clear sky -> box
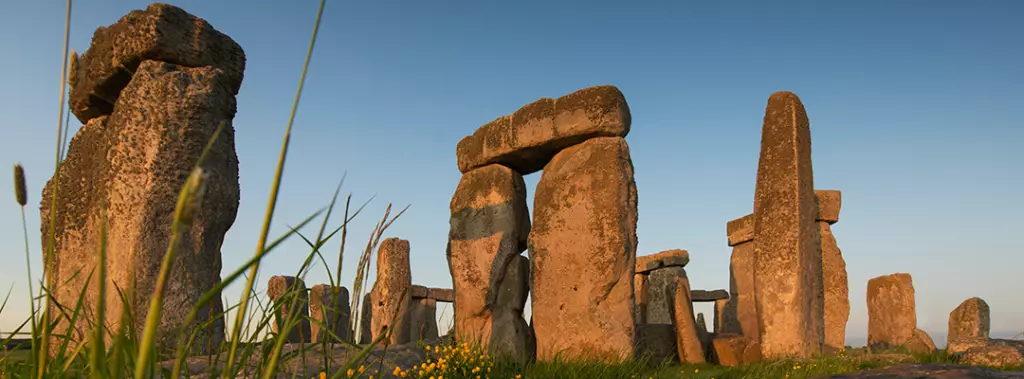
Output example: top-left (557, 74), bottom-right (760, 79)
top-left (1, 0), bottom-right (1021, 347)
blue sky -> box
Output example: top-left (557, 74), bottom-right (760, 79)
top-left (1, 0), bottom-right (1021, 347)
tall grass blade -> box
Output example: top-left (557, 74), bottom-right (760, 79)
top-left (89, 206), bottom-right (109, 379)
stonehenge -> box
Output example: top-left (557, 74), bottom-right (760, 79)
top-left (40, 2), bottom-right (243, 355)
top-left (267, 276), bottom-right (311, 343)
top-left (866, 273), bottom-right (935, 354)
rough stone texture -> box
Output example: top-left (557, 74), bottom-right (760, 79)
top-left (636, 324), bottom-right (677, 364)
top-left (751, 91), bottom-right (824, 359)
top-left (370, 238), bottom-right (412, 345)
top-left (723, 224), bottom-right (758, 340)
top-left (816, 190), bottom-right (841, 224)
top-left (634, 273), bottom-right (649, 325)
top-left (691, 289), bottom-right (730, 302)
top-left (714, 298), bottom-right (728, 332)
top-left (904, 328), bottom-right (937, 354)
top-left (635, 249), bottom-right (689, 274)
top-left (949, 297), bottom-right (991, 343)
top-left (428, 288), bottom-right (455, 303)
top-left (962, 344), bottom-right (1024, 368)
top-left (821, 217), bottom-right (850, 351)
top-left (70, 3), bottom-right (245, 124)
top-left (674, 279), bottom-right (706, 364)
top-left (447, 163), bottom-right (530, 357)
top-left (267, 276), bottom-right (311, 343)
top-left (488, 255), bottom-right (535, 364)
top-left (867, 273), bottom-right (918, 352)
top-left (308, 284), bottom-right (350, 343)
top-left (409, 298), bottom-right (439, 343)
top-left (727, 214), bottom-right (755, 247)
top-left (820, 364), bottom-right (1024, 379)
top-left (456, 85), bottom-right (631, 175)
top-left (41, 60), bottom-right (240, 356)
top-left (359, 294), bottom-right (372, 344)
top-left (711, 333), bottom-right (762, 367)
top-left (529, 136), bottom-right (637, 362)
top-left (410, 285), bottom-right (429, 299)
top-left (647, 267), bottom-right (686, 325)
top-left (949, 337), bottom-right (994, 355)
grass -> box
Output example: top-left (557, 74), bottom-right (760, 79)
top-left (4, 0), bottom-right (1022, 378)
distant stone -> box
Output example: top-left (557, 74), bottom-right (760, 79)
top-left (370, 238), bottom-right (412, 345)
top-left (41, 59), bottom-right (241, 356)
top-left (752, 91), bottom-right (824, 358)
top-left (70, 3), bottom-right (245, 124)
top-left (267, 276), bottom-right (311, 343)
top-left (634, 273), bottom-right (649, 325)
top-left (867, 273), bottom-right (918, 352)
top-left (636, 249), bottom-right (690, 274)
top-left (820, 210), bottom-right (850, 351)
top-left (428, 288), bottom-right (455, 303)
top-left (904, 328), bottom-right (937, 354)
top-left (722, 215), bottom-right (758, 340)
top-left (359, 294), bottom-right (372, 344)
top-left (695, 313), bottom-right (712, 357)
top-left (713, 298), bottom-right (728, 333)
top-left (647, 267), bottom-right (684, 325)
top-left (456, 85), bottom-right (631, 175)
top-left (949, 297), bottom-right (991, 343)
top-left (308, 284), bottom-right (351, 343)
top-left (530, 136), bottom-right (637, 362)
top-left (726, 214), bottom-right (755, 247)
top-left (409, 297), bottom-right (439, 343)
top-left (690, 289), bottom-right (730, 302)
top-left (674, 276), bottom-right (706, 364)
top-left (962, 344), bottom-right (1024, 369)
top-left (815, 190), bottom-right (841, 224)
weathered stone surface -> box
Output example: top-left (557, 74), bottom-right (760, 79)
top-left (949, 337), bottom-right (993, 355)
top-left (815, 190), bottom-right (841, 224)
top-left (529, 136), bottom-right (637, 362)
top-left (428, 288), bottom-right (455, 303)
top-left (447, 163), bottom-right (530, 353)
top-left (821, 364), bottom-right (1024, 379)
top-left (489, 255), bottom-right (534, 364)
top-left (637, 324), bottom-right (677, 364)
top-left (714, 298), bottom-right (728, 332)
top-left (409, 298), bottom-right (439, 343)
top-left (70, 3), bottom-right (245, 124)
top-left (691, 289), bottom-right (730, 302)
top-left (359, 294), bottom-right (372, 344)
top-left (674, 279), bottom-right (706, 364)
top-left (727, 214), bottom-right (755, 247)
top-left (904, 328), bottom-right (937, 354)
top-left (309, 284), bottom-right (350, 343)
top-left (634, 273), bottom-right (649, 325)
top-left (370, 238), bottom-right (412, 344)
top-left (711, 333), bottom-right (762, 367)
top-left (867, 273), bottom-right (918, 352)
top-left (636, 249), bottom-right (690, 274)
top-left (821, 219), bottom-right (850, 351)
top-left (696, 313), bottom-right (712, 356)
top-left (949, 297), bottom-right (991, 343)
top-left (267, 276), bottom-right (311, 343)
top-left (41, 60), bottom-right (240, 355)
top-left (752, 91), bottom-right (824, 359)
top-left (410, 285), bottom-right (429, 299)
top-left (647, 267), bottom-right (685, 325)
top-left (963, 345), bottom-right (1024, 369)
top-left (456, 85), bottom-right (631, 175)
top-left (723, 236), bottom-right (758, 339)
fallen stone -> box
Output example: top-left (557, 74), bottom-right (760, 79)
top-left (674, 277), bottom-right (706, 364)
top-left (70, 3), bottom-right (245, 124)
top-left (949, 297), bottom-right (991, 343)
top-left (456, 85), bottom-right (631, 175)
top-left (529, 136), bottom-right (638, 362)
top-left (308, 284), bottom-right (351, 343)
top-left (752, 91), bottom-right (824, 359)
top-left (635, 249), bottom-right (690, 274)
top-left (821, 212), bottom-right (850, 351)
top-left (815, 190), bottom-right (841, 224)
top-left (867, 273), bottom-right (918, 352)
top-left (949, 337), bottom-right (993, 355)
top-left (711, 333), bottom-right (762, 367)
top-left (905, 327), bottom-right (937, 354)
top-left (370, 238), bottom-right (412, 345)
top-left (41, 59), bottom-right (241, 356)
top-left (691, 289), bottom-right (730, 302)
top-left (447, 163), bottom-right (530, 353)
top-left (819, 363), bottom-right (1024, 379)
top-left (267, 276), bottom-right (311, 343)
top-left (962, 343), bottom-right (1024, 368)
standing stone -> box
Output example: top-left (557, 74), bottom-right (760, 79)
top-left (674, 279), bottom-right (706, 364)
top-left (751, 91), bottom-right (824, 359)
top-left (723, 214), bottom-right (758, 340)
top-left (370, 238), bottom-right (412, 345)
top-left (409, 298), bottom-right (439, 343)
top-left (711, 333), bottom-right (763, 367)
top-left (948, 297), bottom-right (991, 343)
top-left (638, 266), bottom-right (687, 363)
top-left (816, 190), bottom-right (849, 351)
top-left (309, 284), bottom-right (351, 343)
top-left (867, 273), bottom-right (930, 352)
top-left (41, 59), bottom-right (241, 355)
top-left (267, 276), bottom-right (311, 343)
top-left (634, 273), bottom-right (649, 325)
top-left (447, 163), bottom-right (531, 360)
top-left (359, 294), bottom-right (372, 344)
top-left (69, 3), bottom-right (245, 124)
top-left (714, 298), bottom-right (728, 333)
top-left (488, 255), bottom-right (535, 364)
top-left (530, 136), bottom-right (637, 362)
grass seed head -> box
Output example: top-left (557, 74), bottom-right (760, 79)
top-left (13, 163), bottom-right (26, 206)
top-left (68, 50), bottom-right (79, 88)
top-left (173, 167), bottom-right (209, 231)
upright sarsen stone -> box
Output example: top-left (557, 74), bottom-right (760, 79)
top-left (41, 60), bottom-right (240, 355)
top-left (867, 273), bottom-right (930, 352)
top-left (751, 91), bottom-right (824, 358)
top-left (948, 297), bottom-right (991, 343)
top-left (370, 238), bottom-right (412, 344)
top-left (815, 190), bottom-right (849, 351)
top-left (447, 163), bottom-right (531, 359)
top-left (529, 136), bottom-right (637, 362)
top-left (267, 276), bottom-right (311, 343)
top-left (309, 284), bottom-right (351, 343)
top-left (723, 214), bottom-right (758, 340)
